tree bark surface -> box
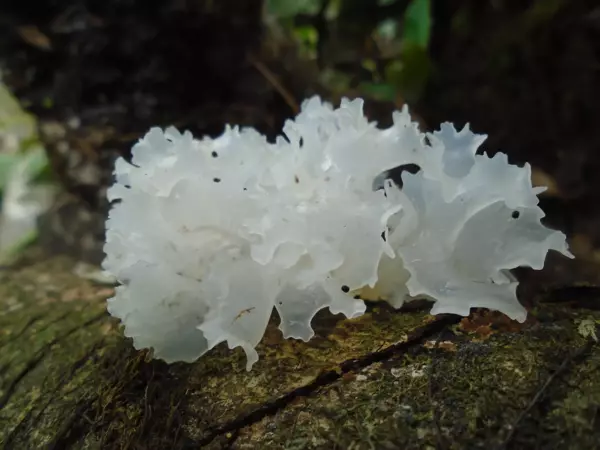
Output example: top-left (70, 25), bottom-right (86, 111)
top-left (1, 250), bottom-right (599, 449)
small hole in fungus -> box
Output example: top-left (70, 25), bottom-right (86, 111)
top-left (294, 175), bottom-right (300, 183)
top-left (341, 285), bottom-right (350, 293)
top-left (353, 295), bottom-right (361, 299)
top-left (211, 151), bottom-right (218, 158)
top-left (511, 210), bottom-right (520, 219)
top-left (213, 178), bottom-right (221, 183)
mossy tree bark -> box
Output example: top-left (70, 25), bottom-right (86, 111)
top-left (1, 250), bottom-right (599, 449)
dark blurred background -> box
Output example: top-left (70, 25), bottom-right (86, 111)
top-left (0, 0), bottom-right (598, 273)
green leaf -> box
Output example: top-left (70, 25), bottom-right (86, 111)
top-left (293, 25), bottom-right (319, 58)
top-left (0, 147), bottom-right (49, 194)
top-left (403, 0), bottom-right (431, 49)
top-left (22, 146), bottom-right (49, 181)
top-left (0, 154), bottom-right (18, 192)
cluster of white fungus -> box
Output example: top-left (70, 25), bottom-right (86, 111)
top-left (103, 96), bottom-right (573, 370)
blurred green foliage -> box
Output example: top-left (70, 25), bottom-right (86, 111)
top-left (0, 146), bottom-right (50, 195)
top-left (0, 84), bottom-right (50, 196)
top-left (266, 0), bottom-right (322, 17)
top-left (266, 0), bottom-right (433, 105)
top-left (0, 84), bottom-right (52, 261)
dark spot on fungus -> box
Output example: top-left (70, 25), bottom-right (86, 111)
top-left (213, 178), bottom-right (221, 183)
top-left (294, 175), bottom-right (300, 183)
top-left (353, 294), bottom-right (361, 299)
top-left (211, 151), bottom-right (218, 157)
top-left (511, 210), bottom-right (520, 219)
top-left (341, 285), bottom-right (350, 293)
top-left (378, 164), bottom-right (421, 190)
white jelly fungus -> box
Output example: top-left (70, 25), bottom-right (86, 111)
top-left (103, 97), bottom-right (572, 370)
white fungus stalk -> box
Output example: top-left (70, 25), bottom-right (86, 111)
top-left (103, 96), bottom-right (573, 370)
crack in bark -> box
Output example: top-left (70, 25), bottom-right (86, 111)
top-left (0, 312), bottom-right (107, 410)
top-left (29, 311), bottom-right (74, 335)
top-left (196, 315), bottom-right (460, 447)
top-left (0, 311), bottom-right (71, 352)
top-left (0, 312), bottom-right (73, 378)
top-left (497, 339), bottom-right (597, 450)
top-left (2, 338), bottom-right (106, 448)
top-left (0, 314), bottom-right (44, 349)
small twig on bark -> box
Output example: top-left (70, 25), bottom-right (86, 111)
top-left (247, 53), bottom-right (299, 114)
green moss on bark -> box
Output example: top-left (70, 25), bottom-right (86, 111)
top-left (1, 251), bottom-right (599, 449)
top-left (232, 306), bottom-right (600, 449)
